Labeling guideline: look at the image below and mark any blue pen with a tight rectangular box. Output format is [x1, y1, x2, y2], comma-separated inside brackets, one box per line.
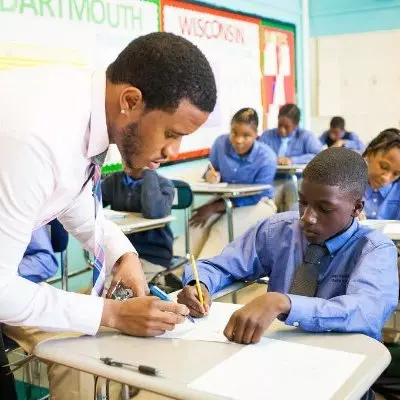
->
[150, 285, 195, 323]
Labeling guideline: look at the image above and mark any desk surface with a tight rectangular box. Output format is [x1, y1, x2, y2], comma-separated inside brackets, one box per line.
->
[360, 219, 400, 241]
[34, 319, 390, 400]
[190, 183, 271, 196]
[277, 164, 306, 173]
[104, 210, 175, 234]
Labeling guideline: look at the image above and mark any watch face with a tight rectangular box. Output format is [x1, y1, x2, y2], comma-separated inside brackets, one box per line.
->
[110, 282, 133, 301]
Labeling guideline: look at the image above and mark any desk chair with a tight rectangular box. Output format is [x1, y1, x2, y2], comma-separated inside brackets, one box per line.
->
[152, 180, 193, 290]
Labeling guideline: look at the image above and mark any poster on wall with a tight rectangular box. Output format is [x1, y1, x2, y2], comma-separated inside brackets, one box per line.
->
[0, 0, 160, 166]
[261, 21, 296, 130]
[162, 0, 263, 161]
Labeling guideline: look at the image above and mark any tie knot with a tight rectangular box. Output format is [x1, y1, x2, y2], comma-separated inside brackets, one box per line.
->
[92, 149, 108, 166]
[304, 244, 329, 264]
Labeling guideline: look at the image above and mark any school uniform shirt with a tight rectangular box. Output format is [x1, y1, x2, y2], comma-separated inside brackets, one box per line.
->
[260, 127, 322, 164]
[209, 134, 277, 207]
[102, 170, 175, 268]
[0, 66, 135, 335]
[320, 131, 365, 152]
[18, 227, 58, 284]
[183, 211, 398, 340]
[364, 180, 400, 220]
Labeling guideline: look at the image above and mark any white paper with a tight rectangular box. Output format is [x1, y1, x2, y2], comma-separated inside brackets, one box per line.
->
[189, 337, 366, 400]
[192, 182, 229, 188]
[156, 302, 242, 343]
[273, 73, 286, 106]
[263, 42, 278, 76]
[383, 223, 400, 235]
[279, 43, 291, 77]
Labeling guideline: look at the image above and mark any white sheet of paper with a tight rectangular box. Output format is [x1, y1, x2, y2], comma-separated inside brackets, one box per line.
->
[189, 337, 365, 400]
[156, 302, 242, 343]
[383, 223, 400, 235]
[279, 43, 291, 76]
[263, 42, 278, 76]
[273, 73, 286, 106]
[192, 182, 229, 188]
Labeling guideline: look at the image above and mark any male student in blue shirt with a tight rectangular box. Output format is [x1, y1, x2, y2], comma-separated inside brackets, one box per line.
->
[320, 116, 365, 152]
[260, 103, 322, 211]
[18, 226, 58, 283]
[178, 147, 398, 344]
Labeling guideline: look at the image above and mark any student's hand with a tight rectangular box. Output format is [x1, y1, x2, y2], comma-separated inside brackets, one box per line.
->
[101, 296, 189, 336]
[278, 157, 292, 166]
[224, 292, 291, 344]
[106, 252, 149, 299]
[331, 139, 345, 148]
[205, 170, 221, 184]
[177, 284, 212, 317]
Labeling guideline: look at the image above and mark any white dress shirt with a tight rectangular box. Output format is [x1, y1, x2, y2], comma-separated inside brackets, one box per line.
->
[0, 66, 135, 335]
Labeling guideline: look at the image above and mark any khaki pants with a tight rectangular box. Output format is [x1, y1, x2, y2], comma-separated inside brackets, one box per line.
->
[274, 178, 298, 212]
[187, 200, 276, 260]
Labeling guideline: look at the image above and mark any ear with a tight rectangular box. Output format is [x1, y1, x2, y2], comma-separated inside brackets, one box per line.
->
[351, 198, 364, 218]
[119, 87, 144, 114]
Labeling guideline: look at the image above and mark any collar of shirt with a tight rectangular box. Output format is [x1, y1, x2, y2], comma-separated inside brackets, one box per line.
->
[365, 183, 393, 200]
[225, 135, 259, 163]
[123, 173, 143, 188]
[324, 218, 358, 255]
[87, 70, 109, 159]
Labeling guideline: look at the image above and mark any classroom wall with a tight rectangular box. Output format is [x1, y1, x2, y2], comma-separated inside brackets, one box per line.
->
[309, 0, 400, 145]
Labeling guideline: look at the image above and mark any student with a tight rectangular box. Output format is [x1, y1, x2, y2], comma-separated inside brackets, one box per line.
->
[178, 147, 398, 344]
[362, 128, 400, 220]
[320, 116, 364, 151]
[102, 166, 175, 283]
[189, 108, 277, 259]
[18, 226, 58, 283]
[260, 103, 322, 211]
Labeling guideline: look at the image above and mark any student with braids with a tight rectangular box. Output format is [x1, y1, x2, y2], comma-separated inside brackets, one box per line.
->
[362, 128, 400, 220]
[260, 104, 322, 211]
[189, 108, 277, 259]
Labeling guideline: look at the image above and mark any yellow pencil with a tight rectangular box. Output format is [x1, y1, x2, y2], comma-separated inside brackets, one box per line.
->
[190, 254, 204, 306]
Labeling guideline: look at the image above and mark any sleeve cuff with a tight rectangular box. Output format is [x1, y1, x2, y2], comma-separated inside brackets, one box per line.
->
[182, 270, 216, 294]
[285, 294, 316, 327]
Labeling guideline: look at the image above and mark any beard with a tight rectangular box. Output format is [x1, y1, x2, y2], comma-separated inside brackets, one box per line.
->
[119, 122, 143, 169]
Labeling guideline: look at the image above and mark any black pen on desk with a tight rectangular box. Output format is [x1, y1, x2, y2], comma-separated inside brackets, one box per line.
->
[150, 285, 195, 323]
[100, 357, 160, 376]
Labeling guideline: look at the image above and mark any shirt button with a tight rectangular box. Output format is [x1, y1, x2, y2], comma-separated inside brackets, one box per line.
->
[233, 168, 237, 172]
[372, 211, 377, 216]
[293, 322, 299, 327]
[373, 198, 377, 203]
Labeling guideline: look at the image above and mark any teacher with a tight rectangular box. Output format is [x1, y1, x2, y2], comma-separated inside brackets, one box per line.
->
[0, 31, 216, 397]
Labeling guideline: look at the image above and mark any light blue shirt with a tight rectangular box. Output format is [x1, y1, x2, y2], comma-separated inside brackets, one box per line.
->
[209, 134, 277, 207]
[320, 130, 365, 152]
[18, 226, 58, 283]
[183, 212, 398, 340]
[364, 180, 400, 220]
[260, 128, 322, 164]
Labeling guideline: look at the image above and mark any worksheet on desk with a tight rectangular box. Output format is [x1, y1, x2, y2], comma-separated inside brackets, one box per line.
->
[189, 337, 366, 400]
[156, 302, 242, 343]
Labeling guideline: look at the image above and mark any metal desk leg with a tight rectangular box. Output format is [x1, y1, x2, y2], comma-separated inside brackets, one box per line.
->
[223, 198, 234, 242]
[223, 198, 236, 303]
[290, 173, 299, 203]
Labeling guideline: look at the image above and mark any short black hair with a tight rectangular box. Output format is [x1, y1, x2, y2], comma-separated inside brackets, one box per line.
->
[303, 147, 367, 198]
[330, 116, 345, 130]
[231, 107, 258, 129]
[278, 103, 300, 124]
[363, 128, 400, 157]
[106, 32, 217, 113]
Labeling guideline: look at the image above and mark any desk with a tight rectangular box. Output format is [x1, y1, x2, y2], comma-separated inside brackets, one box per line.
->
[190, 183, 272, 243]
[104, 210, 175, 235]
[34, 320, 390, 400]
[276, 164, 306, 203]
[360, 219, 400, 242]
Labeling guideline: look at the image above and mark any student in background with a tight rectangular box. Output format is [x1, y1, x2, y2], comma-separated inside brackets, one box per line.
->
[260, 103, 322, 211]
[178, 148, 398, 346]
[18, 226, 58, 283]
[320, 116, 364, 151]
[189, 108, 277, 259]
[362, 128, 400, 220]
[102, 166, 175, 283]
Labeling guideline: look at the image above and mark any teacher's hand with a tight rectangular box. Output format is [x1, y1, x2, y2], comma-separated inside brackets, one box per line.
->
[106, 252, 148, 298]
